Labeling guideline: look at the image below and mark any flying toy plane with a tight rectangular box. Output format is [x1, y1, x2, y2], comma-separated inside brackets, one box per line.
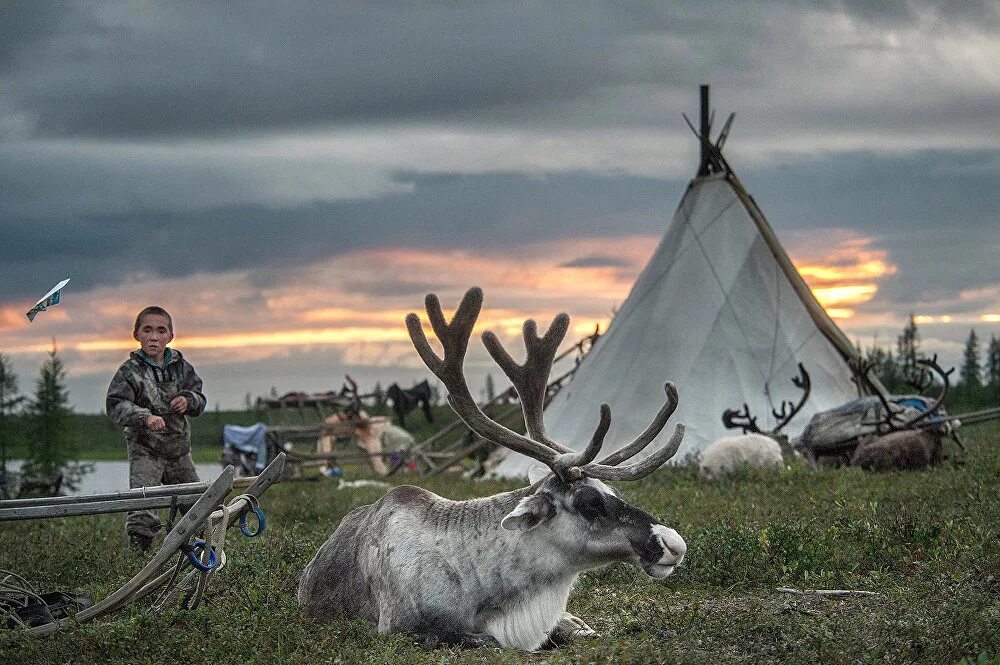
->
[26, 278, 71, 322]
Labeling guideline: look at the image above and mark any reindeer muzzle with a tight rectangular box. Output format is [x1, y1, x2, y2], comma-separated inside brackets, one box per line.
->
[639, 525, 687, 579]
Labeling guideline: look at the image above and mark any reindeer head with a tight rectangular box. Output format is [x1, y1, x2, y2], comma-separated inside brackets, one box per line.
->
[406, 287, 687, 578]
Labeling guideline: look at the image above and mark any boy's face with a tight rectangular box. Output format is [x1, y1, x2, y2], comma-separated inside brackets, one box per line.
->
[134, 313, 173, 360]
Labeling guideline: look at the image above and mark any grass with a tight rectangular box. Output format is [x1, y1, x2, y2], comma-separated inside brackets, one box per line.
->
[1, 421, 999, 663]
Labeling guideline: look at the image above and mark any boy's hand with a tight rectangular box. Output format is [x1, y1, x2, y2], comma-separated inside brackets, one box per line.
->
[170, 395, 188, 413]
[146, 415, 166, 431]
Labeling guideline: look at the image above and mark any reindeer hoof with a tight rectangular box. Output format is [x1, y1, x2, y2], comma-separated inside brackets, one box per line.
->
[550, 612, 599, 643]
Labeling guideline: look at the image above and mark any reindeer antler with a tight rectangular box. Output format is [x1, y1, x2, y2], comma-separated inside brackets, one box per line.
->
[721, 364, 811, 436]
[897, 354, 952, 430]
[407, 287, 684, 483]
[770, 363, 811, 434]
[852, 359, 906, 434]
[342, 374, 361, 417]
[722, 403, 761, 434]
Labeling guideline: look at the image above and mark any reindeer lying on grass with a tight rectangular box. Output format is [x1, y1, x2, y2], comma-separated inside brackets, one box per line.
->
[703, 364, 809, 479]
[298, 287, 687, 651]
[850, 356, 955, 472]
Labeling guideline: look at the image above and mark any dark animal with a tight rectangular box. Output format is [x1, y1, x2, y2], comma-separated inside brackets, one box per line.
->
[804, 356, 957, 470]
[297, 287, 687, 651]
[850, 429, 943, 471]
[386, 379, 434, 427]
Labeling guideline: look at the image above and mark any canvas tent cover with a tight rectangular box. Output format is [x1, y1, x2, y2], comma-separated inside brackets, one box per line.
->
[492, 172, 861, 478]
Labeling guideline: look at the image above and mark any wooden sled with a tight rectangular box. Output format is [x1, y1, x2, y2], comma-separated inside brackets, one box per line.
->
[0, 453, 285, 635]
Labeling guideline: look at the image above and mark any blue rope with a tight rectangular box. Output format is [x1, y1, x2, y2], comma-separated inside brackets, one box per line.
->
[185, 540, 217, 571]
[240, 504, 266, 538]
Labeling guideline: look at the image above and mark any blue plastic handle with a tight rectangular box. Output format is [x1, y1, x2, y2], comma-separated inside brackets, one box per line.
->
[240, 505, 266, 538]
[186, 540, 218, 571]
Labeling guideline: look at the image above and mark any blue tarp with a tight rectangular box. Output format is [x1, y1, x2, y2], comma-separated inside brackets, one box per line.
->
[222, 423, 269, 471]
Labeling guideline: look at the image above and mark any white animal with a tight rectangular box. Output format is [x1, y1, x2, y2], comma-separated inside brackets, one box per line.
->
[699, 433, 784, 479]
[297, 288, 688, 651]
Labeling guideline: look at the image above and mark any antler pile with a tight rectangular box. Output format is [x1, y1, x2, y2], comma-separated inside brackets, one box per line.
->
[406, 287, 684, 483]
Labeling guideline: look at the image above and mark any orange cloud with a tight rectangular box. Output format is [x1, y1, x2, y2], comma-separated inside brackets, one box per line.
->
[809, 284, 878, 306]
[0, 236, 651, 371]
[788, 232, 896, 319]
[0, 308, 26, 331]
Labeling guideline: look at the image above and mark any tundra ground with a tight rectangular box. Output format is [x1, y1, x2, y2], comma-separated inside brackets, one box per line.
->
[1, 421, 998, 664]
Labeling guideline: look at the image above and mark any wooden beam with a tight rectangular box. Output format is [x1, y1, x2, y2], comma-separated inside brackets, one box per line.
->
[0, 494, 202, 521]
[27, 467, 236, 636]
[0, 470, 273, 512]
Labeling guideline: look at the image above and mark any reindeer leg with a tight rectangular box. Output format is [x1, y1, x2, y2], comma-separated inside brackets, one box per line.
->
[418, 630, 500, 650]
[546, 612, 599, 645]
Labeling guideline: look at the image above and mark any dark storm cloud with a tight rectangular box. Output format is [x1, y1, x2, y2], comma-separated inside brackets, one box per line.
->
[807, 0, 1000, 26]
[746, 150, 1000, 234]
[3, 1, 995, 142]
[0, 169, 683, 300]
[3, 2, 674, 139]
[2, 148, 996, 311]
[560, 256, 634, 269]
[0, 2, 82, 72]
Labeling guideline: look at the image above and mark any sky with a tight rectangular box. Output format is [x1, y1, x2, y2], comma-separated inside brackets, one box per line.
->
[1, 1, 998, 414]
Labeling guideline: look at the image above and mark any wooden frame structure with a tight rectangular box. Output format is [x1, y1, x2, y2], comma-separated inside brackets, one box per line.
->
[250, 391, 392, 476]
[0, 454, 285, 634]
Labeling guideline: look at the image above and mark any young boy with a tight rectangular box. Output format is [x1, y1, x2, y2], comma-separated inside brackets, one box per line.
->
[106, 306, 207, 551]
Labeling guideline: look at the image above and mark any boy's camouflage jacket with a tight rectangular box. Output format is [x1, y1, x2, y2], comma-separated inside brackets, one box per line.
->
[106, 349, 206, 459]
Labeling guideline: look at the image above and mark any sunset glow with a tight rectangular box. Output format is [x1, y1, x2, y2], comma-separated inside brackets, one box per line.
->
[790, 233, 897, 320]
[2, 223, 996, 415]
[809, 285, 878, 307]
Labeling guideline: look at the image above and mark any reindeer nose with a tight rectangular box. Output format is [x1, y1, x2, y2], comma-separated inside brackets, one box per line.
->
[651, 525, 687, 562]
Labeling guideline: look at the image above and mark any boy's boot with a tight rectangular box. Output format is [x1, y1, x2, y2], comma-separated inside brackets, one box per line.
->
[128, 532, 153, 552]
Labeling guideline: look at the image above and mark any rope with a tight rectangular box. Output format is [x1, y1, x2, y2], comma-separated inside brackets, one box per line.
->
[184, 502, 231, 610]
[0, 570, 46, 629]
[232, 493, 265, 537]
[150, 491, 265, 614]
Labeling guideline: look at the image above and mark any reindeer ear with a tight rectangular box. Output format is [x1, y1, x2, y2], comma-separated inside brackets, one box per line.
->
[501, 492, 556, 531]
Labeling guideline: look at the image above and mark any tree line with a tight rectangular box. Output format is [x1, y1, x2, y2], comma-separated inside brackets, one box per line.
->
[858, 315, 1000, 406]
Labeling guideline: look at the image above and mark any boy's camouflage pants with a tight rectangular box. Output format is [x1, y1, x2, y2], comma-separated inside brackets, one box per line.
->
[126, 447, 200, 540]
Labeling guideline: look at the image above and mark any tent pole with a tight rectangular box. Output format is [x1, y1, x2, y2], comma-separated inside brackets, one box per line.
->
[699, 85, 711, 176]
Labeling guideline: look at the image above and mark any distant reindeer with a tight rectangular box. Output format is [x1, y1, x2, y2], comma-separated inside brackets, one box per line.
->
[298, 288, 687, 651]
[850, 356, 954, 471]
[703, 364, 810, 478]
[386, 379, 434, 428]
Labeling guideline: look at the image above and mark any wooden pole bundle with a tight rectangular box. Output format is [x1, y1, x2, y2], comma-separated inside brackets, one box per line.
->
[0, 472, 266, 521]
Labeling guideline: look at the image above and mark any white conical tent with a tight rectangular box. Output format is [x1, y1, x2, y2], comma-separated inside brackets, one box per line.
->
[491, 171, 862, 478]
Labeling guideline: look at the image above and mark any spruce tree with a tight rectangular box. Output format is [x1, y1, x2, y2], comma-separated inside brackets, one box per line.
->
[959, 329, 982, 391]
[987, 335, 1000, 395]
[896, 314, 920, 376]
[0, 352, 24, 498]
[24, 343, 74, 483]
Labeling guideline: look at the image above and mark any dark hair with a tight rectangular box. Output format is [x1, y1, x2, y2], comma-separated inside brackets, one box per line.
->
[133, 306, 173, 336]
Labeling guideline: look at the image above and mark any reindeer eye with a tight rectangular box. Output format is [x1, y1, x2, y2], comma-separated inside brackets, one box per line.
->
[573, 486, 610, 521]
